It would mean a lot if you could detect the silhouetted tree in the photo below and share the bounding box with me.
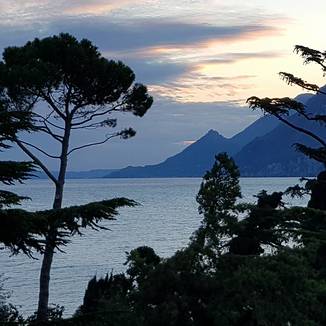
[0,101,47,255]
[0,33,153,321]
[75,154,326,326]
[194,153,241,256]
[247,45,326,210]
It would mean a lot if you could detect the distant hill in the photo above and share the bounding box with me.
[34,169,116,179]
[106,92,318,178]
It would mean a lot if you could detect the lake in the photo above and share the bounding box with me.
[0,177,309,316]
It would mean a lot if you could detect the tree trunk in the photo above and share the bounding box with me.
[36,119,71,322]
[36,225,57,321]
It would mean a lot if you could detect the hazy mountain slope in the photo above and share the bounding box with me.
[106,114,284,178]
[231,93,312,148]
[34,169,116,179]
[231,115,280,148]
[106,92,317,178]
[234,90,325,176]
[107,130,238,177]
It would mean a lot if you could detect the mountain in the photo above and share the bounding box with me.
[107,91,318,178]
[107,112,289,178]
[230,115,280,148]
[107,130,237,177]
[234,90,325,176]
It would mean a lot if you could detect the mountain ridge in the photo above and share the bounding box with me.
[106,92,318,178]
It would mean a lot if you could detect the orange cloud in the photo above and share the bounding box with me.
[175,140,196,146]
[63,0,133,15]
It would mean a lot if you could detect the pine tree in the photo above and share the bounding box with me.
[0,33,153,321]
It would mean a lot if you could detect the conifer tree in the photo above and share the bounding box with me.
[247,45,326,210]
[0,33,153,321]
[0,102,45,255]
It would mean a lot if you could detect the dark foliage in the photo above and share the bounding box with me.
[71,154,326,326]
[0,33,153,321]
[0,85,42,255]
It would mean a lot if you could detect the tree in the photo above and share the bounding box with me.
[0,101,47,255]
[75,155,326,326]
[247,45,326,210]
[246,45,326,271]
[191,153,241,264]
[0,33,153,321]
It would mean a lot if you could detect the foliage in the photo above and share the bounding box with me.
[0,275,24,324]
[71,154,326,325]
[0,33,153,321]
[40,198,137,248]
[0,85,44,255]
[26,304,65,324]
[247,45,326,167]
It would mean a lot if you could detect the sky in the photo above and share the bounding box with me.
[2,0,326,170]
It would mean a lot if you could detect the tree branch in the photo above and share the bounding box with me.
[71,118,117,130]
[32,112,65,131]
[67,134,118,155]
[294,45,326,71]
[18,140,60,159]
[14,139,58,185]
[71,102,124,127]
[275,113,326,148]
[38,124,64,143]
[279,72,326,95]
[40,90,66,120]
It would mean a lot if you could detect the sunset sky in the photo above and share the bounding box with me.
[2,1,326,169]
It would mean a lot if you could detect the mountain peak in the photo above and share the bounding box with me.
[206,129,220,137]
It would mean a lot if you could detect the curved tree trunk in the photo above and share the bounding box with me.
[36,120,71,322]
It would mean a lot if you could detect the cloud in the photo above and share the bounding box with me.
[62,0,134,15]
[175,140,196,146]
[39,17,279,53]
[0,1,291,170]
[0,12,282,89]
[193,51,283,66]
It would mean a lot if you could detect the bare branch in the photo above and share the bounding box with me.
[38,124,64,143]
[71,118,117,130]
[247,97,326,148]
[14,138,58,185]
[18,140,60,159]
[71,107,97,120]
[275,113,326,148]
[40,90,66,120]
[67,128,135,155]
[32,112,65,131]
[71,102,125,127]
[67,134,117,155]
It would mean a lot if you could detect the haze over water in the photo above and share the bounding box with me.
[1,177,308,316]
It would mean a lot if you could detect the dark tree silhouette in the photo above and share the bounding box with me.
[247,45,326,210]
[75,154,326,326]
[0,33,153,321]
[0,101,47,255]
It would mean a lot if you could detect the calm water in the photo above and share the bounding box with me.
[0,177,308,316]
